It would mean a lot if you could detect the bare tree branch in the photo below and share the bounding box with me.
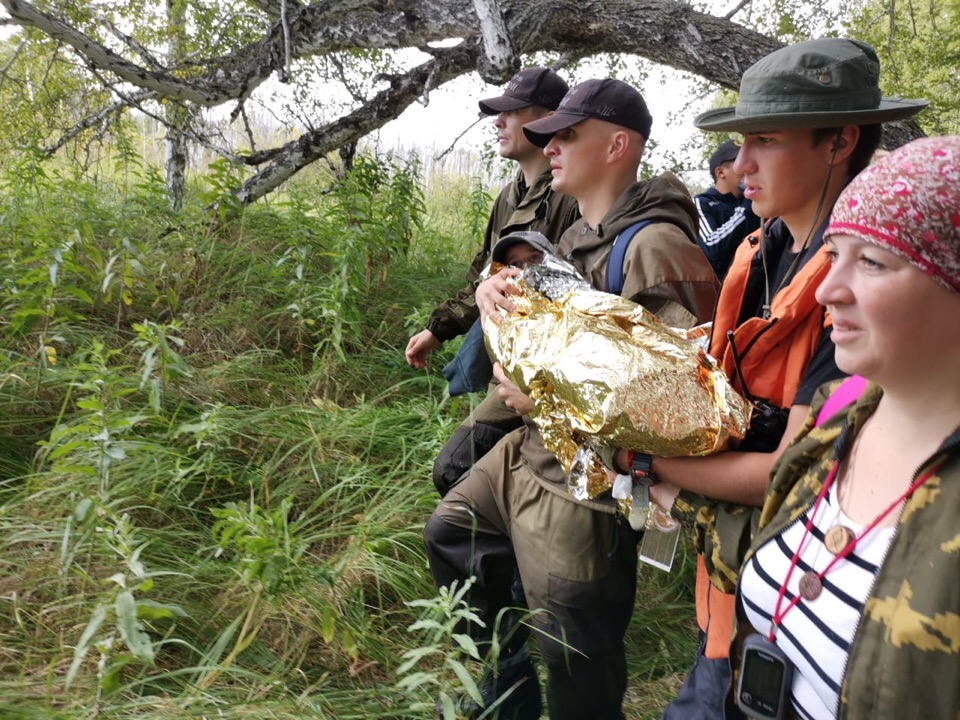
[232,41,476,207]
[724,0,754,20]
[0,38,25,93]
[40,90,155,157]
[96,11,165,70]
[434,115,486,162]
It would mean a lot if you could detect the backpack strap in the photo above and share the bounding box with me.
[815,375,868,427]
[606,220,655,295]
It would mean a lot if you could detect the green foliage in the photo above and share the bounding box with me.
[0,31,112,157]
[0,1,265,166]
[846,0,960,135]
[270,152,427,371]
[211,497,307,596]
[37,341,143,495]
[0,153,695,719]
[199,157,247,220]
[64,510,186,697]
[468,176,494,246]
[396,579,486,718]
[131,320,191,411]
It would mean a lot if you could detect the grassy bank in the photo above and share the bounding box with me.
[0,153,696,718]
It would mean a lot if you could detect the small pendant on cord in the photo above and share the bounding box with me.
[824,525,855,555]
[798,571,823,600]
[762,304,772,320]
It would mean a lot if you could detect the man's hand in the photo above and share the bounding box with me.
[405,329,440,369]
[493,362,535,416]
[476,267,522,325]
[604,458,679,513]
[650,482,681,514]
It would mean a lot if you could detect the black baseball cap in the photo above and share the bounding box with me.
[478,67,569,115]
[522,78,653,148]
[708,139,740,178]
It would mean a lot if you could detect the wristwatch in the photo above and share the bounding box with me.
[629,451,657,486]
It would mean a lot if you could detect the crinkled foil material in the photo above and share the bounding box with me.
[484,258,751,505]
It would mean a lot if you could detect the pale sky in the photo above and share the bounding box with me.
[371,55,719,189]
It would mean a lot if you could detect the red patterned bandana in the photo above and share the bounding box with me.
[825,136,960,293]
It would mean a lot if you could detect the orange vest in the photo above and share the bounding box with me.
[698,226,832,659]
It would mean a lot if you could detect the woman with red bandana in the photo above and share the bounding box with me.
[730,136,960,720]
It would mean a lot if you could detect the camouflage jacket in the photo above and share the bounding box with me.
[424,164,580,342]
[729,380,960,719]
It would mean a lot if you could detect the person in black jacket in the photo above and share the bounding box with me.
[693,139,760,279]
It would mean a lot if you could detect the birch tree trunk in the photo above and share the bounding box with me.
[164,0,187,210]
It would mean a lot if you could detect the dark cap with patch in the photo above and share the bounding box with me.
[478,67,569,115]
[521,78,653,148]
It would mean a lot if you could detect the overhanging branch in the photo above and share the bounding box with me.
[40,90,155,157]
[231,41,478,207]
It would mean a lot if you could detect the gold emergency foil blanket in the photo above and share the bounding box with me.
[484,264,750,504]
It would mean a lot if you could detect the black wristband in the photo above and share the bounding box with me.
[630,452,657,486]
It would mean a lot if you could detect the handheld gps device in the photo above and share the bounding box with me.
[737,634,793,720]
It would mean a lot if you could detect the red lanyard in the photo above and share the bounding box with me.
[769,454,944,642]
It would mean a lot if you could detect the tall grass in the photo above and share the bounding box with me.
[0,151,696,718]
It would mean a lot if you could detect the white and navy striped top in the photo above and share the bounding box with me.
[739,480,896,720]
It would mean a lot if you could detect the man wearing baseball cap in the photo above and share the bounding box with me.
[406,67,581,498]
[424,77,718,719]
[693,139,761,279]
[605,38,927,719]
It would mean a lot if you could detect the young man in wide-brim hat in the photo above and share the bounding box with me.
[608,37,926,720]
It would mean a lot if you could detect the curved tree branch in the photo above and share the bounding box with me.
[231,41,477,208]
[40,90,156,157]
[2,0,926,212]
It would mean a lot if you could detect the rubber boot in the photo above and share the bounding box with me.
[437,648,542,720]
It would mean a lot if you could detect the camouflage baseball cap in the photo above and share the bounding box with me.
[478,67,569,115]
[695,38,927,132]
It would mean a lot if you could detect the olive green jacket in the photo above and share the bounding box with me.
[520,174,720,505]
[425,163,580,342]
[729,380,960,719]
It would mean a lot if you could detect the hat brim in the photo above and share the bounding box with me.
[694,97,929,132]
[478,95,531,116]
[522,111,589,147]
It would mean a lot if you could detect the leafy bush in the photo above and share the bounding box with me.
[0,151,695,719]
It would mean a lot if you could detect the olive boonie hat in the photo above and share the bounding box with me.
[491,231,554,265]
[478,67,569,115]
[522,78,653,147]
[695,38,928,132]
